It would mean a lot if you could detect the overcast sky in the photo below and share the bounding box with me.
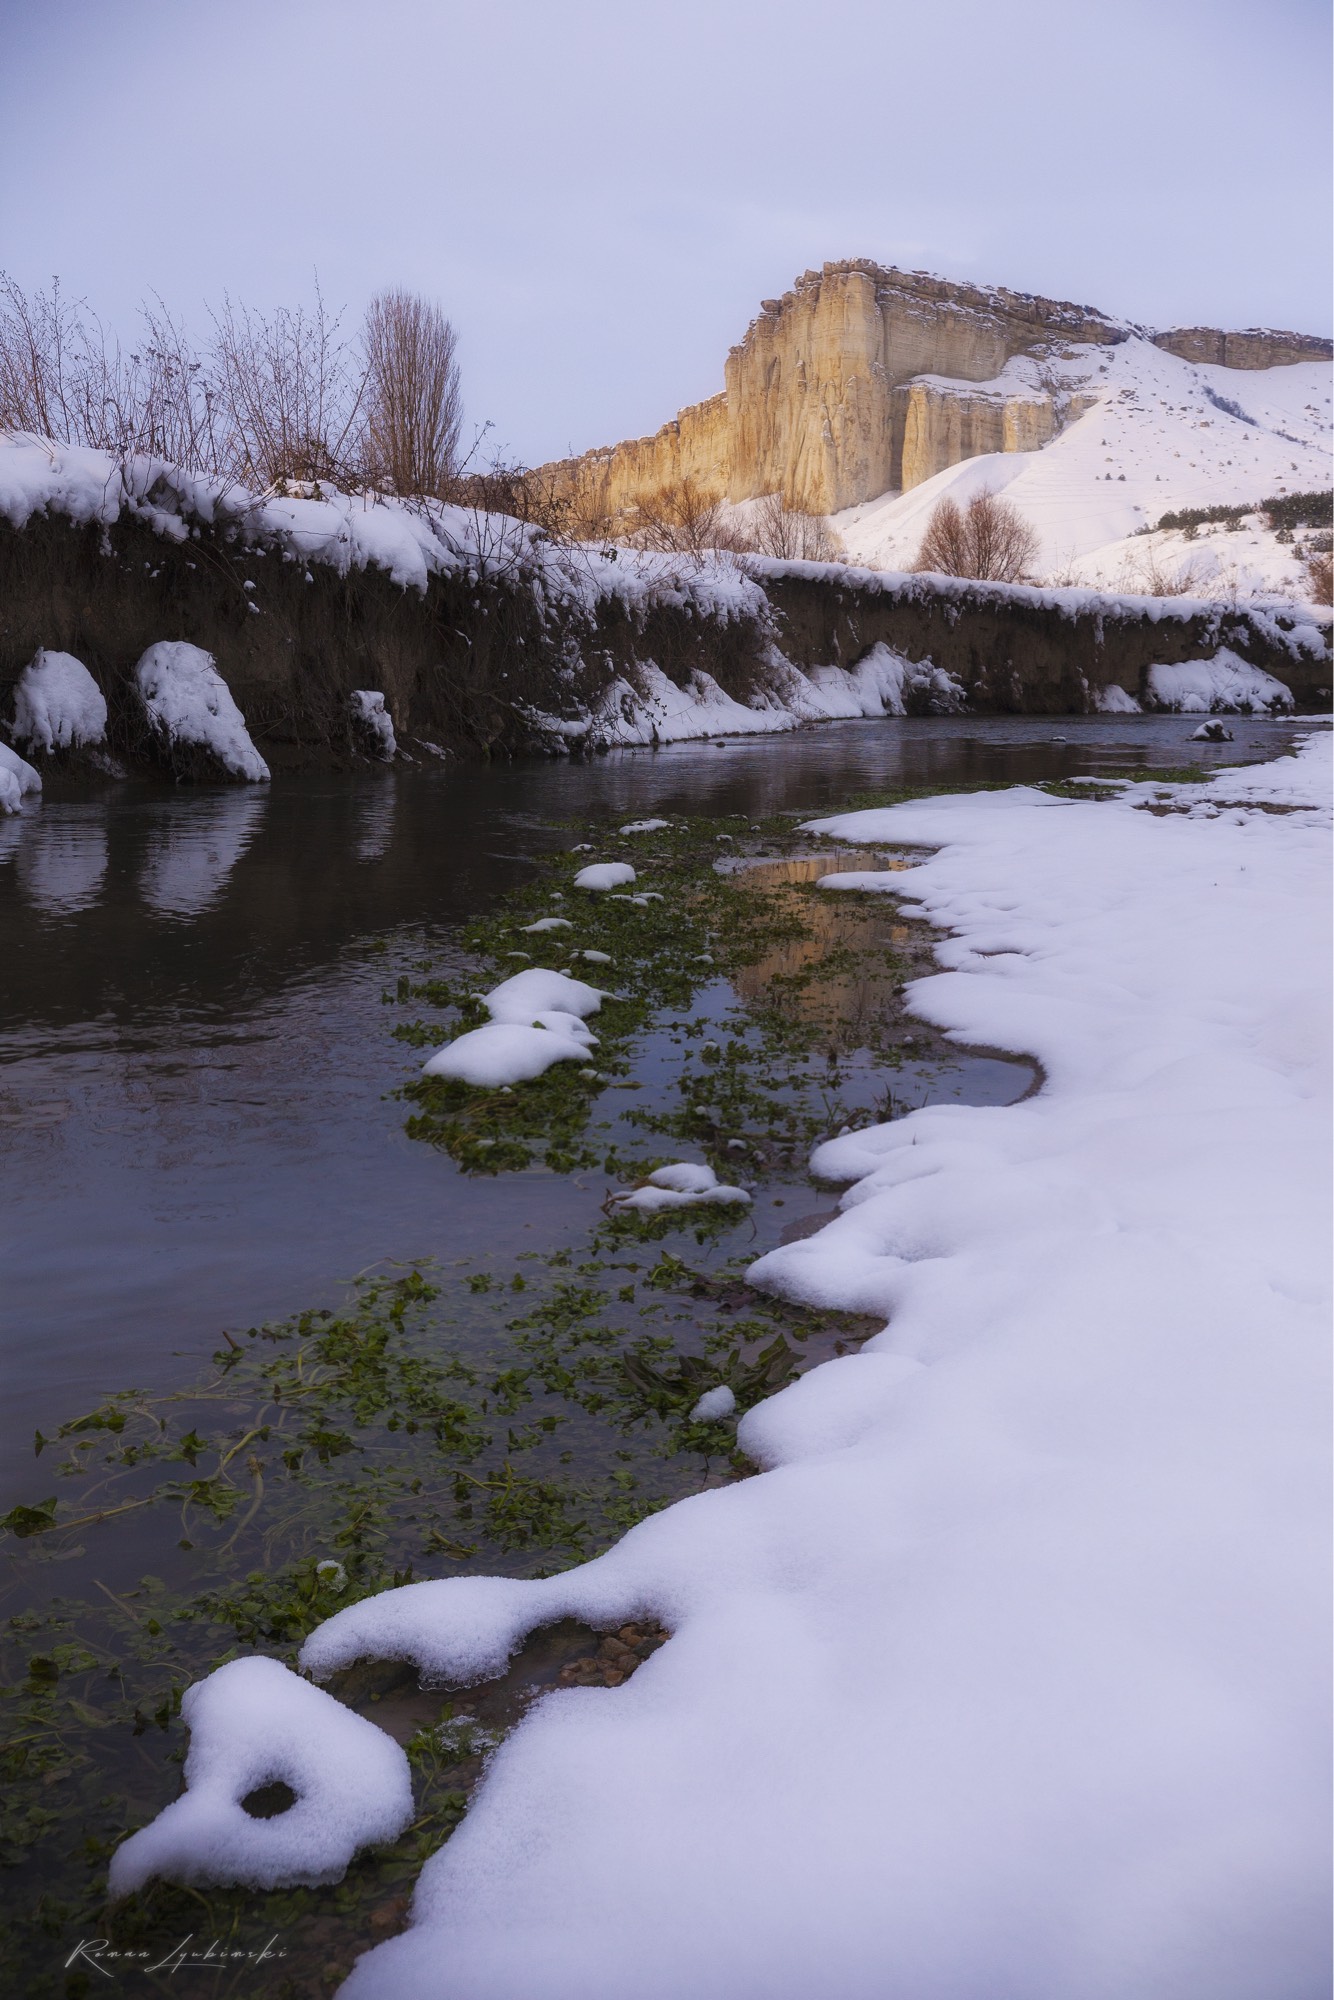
[2,0,1330,466]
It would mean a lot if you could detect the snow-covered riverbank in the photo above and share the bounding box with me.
[115,731,1334,1998]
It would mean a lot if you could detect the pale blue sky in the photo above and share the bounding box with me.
[1,0,1330,465]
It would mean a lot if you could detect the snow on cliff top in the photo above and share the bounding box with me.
[836,336,1332,586]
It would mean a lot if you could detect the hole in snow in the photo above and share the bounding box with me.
[240,1779,298,1819]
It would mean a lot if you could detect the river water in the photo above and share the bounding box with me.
[0,713,1295,1495]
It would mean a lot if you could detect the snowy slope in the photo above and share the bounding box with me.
[836,338,1331,591]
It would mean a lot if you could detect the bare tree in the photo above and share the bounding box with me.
[915,490,1038,583]
[1306,548,1333,604]
[622,477,735,555]
[208,284,365,489]
[362,289,462,498]
[735,490,843,562]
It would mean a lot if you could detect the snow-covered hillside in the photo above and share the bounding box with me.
[835,338,1331,595]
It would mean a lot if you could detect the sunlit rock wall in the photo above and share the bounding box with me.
[533,264,1331,520]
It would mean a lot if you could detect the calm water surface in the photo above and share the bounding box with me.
[0,713,1297,1493]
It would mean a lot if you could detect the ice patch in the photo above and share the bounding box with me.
[107,1656,412,1896]
[10,649,107,754]
[816,870,904,892]
[133,643,270,781]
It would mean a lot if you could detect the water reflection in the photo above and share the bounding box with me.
[138,789,267,917]
[18,815,109,914]
[0,713,1302,1488]
[353,778,396,862]
[730,852,918,1048]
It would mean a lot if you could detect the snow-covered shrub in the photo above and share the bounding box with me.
[0,740,43,814]
[10,648,107,754]
[132,642,270,782]
[349,689,397,760]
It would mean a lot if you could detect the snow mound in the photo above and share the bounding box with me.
[349,690,397,761]
[609,1161,751,1213]
[483,967,605,1025]
[421,966,608,1089]
[1145,649,1294,714]
[133,643,270,781]
[10,649,107,754]
[1192,721,1234,742]
[620,819,672,834]
[520,917,573,934]
[0,741,42,816]
[689,1385,737,1423]
[422,1022,590,1088]
[1094,682,1142,714]
[574,862,636,891]
[107,1656,412,1897]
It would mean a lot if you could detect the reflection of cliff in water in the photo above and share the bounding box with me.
[729,852,918,1051]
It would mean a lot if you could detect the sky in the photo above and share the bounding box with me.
[1,0,1330,467]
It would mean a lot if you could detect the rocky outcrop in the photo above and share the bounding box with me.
[534,262,1330,520]
[1151,327,1333,370]
[896,382,1057,491]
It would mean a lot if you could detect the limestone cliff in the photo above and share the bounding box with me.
[534,262,1330,520]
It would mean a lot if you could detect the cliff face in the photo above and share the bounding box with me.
[535,261,1330,520]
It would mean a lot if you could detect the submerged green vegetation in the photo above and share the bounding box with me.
[1,790,1024,1999]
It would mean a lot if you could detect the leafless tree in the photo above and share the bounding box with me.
[362,289,462,499]
[735,490,843,562]
[1306,548,1333,604]
[208,283,366,489]
[914,489,1039,583]
[622,477,736,555]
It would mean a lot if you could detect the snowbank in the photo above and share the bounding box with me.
[289,733,1329,2000]
[133,642,270,781]
[108,1656,412,1896]
[9,649,107,754]
[1145,648,1295,714]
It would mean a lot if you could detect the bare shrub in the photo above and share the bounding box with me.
[209,285,366,489]
[0,275,221,469]
[362,289,462,499]
[734,490,844,562]
[1306,548,1333,604]
[1115,539,1208,598]
[914,489,1038,583]
[622,477,733,556]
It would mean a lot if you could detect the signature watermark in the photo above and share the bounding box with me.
[64,1935,289,1981]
